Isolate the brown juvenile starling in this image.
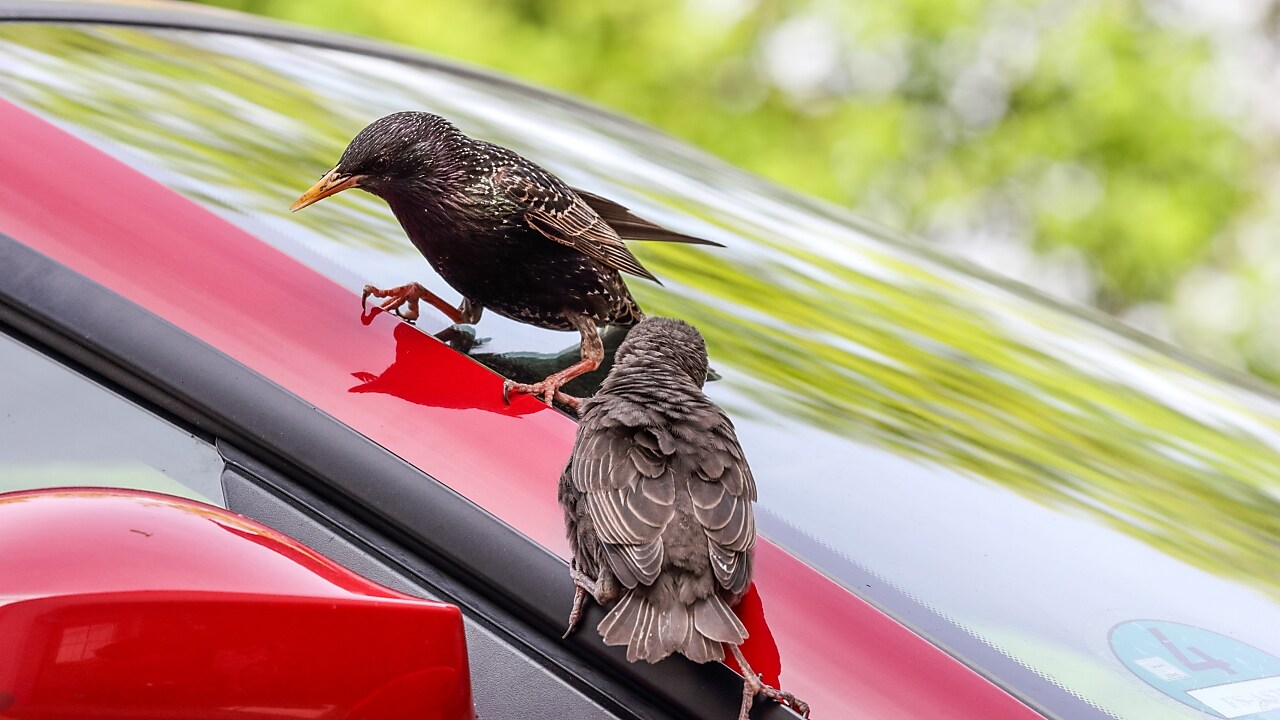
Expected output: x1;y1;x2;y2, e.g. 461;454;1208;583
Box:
560;317;809;720
291;112;719;407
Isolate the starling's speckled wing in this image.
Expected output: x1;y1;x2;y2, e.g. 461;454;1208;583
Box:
493;163;659;282
570;187;723;247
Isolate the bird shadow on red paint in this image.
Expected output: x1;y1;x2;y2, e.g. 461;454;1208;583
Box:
349;308;625;413
348;313;547;415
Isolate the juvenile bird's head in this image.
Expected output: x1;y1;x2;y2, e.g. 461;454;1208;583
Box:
291;111;462;211
615;317;711;387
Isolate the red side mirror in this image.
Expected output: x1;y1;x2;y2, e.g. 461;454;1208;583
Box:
0;489;474;720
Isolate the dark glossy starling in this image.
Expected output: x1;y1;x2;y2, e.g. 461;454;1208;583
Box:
559;317;809;720
291;112;720;407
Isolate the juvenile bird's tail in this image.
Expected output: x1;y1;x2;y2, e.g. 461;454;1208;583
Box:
598;582;748;664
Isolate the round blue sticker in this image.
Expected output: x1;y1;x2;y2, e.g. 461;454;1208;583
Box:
1110;620;1280;719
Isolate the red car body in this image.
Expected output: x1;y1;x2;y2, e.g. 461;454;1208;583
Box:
0;489;473;719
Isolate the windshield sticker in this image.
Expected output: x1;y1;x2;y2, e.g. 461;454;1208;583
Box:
1110;620;1280;719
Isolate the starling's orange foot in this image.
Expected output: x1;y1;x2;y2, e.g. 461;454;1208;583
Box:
362;282;425;323
502;378;581;409
361;282;464;324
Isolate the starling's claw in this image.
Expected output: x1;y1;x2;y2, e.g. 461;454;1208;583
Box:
564;567;609;636
503;378;583;409
730;643;810;720
756;684;809;719
387;302;418;324
569;568;600;595
554;391;581;411
499;315;599;408
504;379;547;404
359;281;464;325
564;584;588;638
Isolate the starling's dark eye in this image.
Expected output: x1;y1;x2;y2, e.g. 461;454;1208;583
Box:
365;154;392;175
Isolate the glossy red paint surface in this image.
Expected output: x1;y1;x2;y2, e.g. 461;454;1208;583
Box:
0;99;1039;718
0;488;473;720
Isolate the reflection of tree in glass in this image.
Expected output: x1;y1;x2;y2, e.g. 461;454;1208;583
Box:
1;25;1278;602
0;27;405;257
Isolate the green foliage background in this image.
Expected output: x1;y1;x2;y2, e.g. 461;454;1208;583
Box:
199;0;1280;382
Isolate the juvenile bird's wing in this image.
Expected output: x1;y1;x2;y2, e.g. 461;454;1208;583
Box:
687;412;757;597
570;187;723;247
570;403;677;589
493;160;659;281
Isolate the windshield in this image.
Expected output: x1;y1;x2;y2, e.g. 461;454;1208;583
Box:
2;23;1279;719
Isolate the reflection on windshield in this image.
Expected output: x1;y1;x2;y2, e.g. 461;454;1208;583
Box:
2;24;1279;719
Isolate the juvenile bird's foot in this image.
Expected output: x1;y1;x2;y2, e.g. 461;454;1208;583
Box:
740;675;810;720
503;377;581;409
564;568;618;637
730;644;810;719
564;567;600;637
361;282;463;324
564;585;588;638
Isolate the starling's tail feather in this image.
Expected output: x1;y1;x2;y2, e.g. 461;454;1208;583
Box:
572;187;725;248
598;587;748;664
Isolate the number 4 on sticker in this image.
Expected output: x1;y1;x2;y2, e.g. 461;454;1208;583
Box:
1148;627;1237;676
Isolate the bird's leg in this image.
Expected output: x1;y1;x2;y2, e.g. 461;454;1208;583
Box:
563;561;627;632
574;563;621;605
728;643;810;720
563;566;597;638
503;315;602;409
564;585;588;639
362;282;463;325
564;565;620;638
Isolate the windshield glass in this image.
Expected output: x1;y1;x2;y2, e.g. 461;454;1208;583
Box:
2;23;1279;720
0;329;225;505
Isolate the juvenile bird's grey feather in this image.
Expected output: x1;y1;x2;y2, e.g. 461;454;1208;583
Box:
560;317;755;664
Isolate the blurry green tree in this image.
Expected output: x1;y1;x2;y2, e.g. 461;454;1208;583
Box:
201;0;1280;382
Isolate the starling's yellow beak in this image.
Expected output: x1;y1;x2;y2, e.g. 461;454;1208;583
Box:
290;168;365;212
